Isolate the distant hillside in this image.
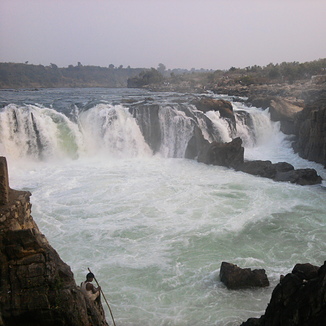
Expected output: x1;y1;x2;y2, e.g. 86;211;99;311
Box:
1;59;325;90
0;63;145;89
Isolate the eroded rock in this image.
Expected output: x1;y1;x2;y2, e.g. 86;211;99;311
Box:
219;262;269;290
241;261;326;326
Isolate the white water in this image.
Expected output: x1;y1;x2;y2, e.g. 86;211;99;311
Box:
1;89;326;326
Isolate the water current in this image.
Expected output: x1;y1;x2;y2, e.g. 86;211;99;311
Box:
0;88;325;326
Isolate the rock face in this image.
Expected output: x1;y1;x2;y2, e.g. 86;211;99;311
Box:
191;97;234;118
246;87;326;167
0;157;108;326
197;137;244;169
219;262;269;290
292;90;326;167
241;261;326;326
247;96;304;135
129;102;220;159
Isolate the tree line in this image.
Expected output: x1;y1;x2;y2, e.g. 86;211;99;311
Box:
0;59;325;89
0;62;145;89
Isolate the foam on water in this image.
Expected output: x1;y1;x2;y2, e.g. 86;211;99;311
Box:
9;155;326;326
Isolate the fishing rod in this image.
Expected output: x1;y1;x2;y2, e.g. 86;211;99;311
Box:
88;267;117;326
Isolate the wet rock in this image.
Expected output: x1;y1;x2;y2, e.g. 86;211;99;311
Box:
219;262;269;290
241;261;326;326
191;97;235;123
197;137;244;169
197;139;322;185
238;160;280;179
238;160;322;185
274;168;322;185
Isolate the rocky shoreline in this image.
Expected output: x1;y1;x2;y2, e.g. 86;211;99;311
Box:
0;157;108;326
155;79;326;168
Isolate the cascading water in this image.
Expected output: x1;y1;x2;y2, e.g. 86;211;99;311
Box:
1;88;325;326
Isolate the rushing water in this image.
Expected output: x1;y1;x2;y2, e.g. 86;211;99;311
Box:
1;88;325;326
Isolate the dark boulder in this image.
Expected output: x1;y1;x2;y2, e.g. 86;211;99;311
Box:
274;168;322;185
197;137;244;169
241;261;326;326
292;263;320;281
219;262;269;290
238;160;279;179
238;160;322;185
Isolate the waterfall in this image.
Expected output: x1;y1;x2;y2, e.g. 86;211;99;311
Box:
0;100;279;162
0;104;83;160
78;104;152;158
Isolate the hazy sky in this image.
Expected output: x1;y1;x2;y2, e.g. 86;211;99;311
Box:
1;0;325;70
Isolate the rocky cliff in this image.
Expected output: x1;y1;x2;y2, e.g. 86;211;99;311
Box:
0;157;108;326
241;262;326;326
243;83;326;167
292;90;326;167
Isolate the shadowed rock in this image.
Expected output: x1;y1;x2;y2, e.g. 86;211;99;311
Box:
219;262;269;290
241;262;326;326
197;138;322;185
197;137;244;168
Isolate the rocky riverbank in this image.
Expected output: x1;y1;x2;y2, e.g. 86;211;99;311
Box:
214;80;326;168
240;262;326;326
0;157;108;326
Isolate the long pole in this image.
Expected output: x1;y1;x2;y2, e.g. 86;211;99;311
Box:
88;267;117;326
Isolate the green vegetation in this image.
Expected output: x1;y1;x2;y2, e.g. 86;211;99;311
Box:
0;62;145;89
0;58;325;89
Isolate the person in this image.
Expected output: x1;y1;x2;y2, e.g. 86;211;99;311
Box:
81;272;101;302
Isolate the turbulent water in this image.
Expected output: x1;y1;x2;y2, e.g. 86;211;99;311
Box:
1;88;325;326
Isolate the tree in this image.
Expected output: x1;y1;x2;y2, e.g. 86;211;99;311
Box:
157;63;166;74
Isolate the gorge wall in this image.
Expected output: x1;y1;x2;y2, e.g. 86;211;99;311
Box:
241;83;326;168
0;157;108;326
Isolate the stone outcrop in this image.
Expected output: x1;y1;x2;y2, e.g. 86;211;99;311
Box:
292;90;326;167
244;86;326;167
0;157;108;326
238;160;322;185
197;138;322;185
219;262;269;290
241;261;326;326
246;96;304;135
191;97;236;127
197;137;244;169
129;102;220;159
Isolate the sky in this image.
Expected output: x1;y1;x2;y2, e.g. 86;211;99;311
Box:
0;0;325;70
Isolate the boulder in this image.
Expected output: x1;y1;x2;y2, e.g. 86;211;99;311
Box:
241;261;326;326
219;262;269;290
274;168;322;185
197;137;244;169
